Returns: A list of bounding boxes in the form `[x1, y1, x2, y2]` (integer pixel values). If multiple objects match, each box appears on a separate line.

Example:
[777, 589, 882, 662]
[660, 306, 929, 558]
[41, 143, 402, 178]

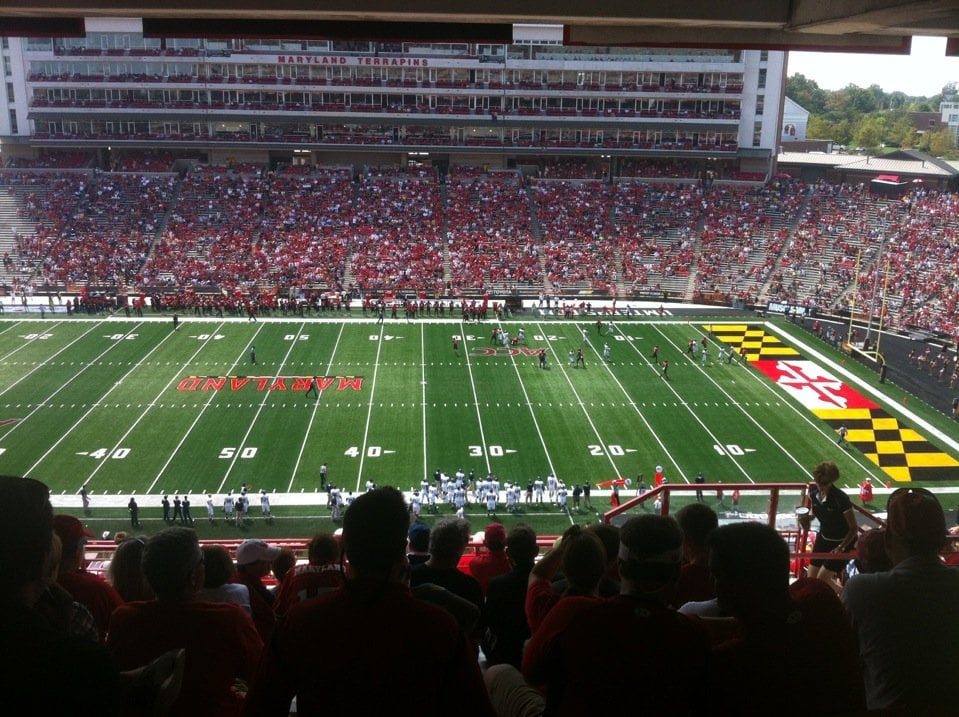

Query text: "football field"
[1, 313, 957, 514]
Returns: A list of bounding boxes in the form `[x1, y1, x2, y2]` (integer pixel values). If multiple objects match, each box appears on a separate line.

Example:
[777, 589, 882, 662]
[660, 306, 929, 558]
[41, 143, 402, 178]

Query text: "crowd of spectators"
[4, 475, 959, 714]
[2, 162, 959, 332]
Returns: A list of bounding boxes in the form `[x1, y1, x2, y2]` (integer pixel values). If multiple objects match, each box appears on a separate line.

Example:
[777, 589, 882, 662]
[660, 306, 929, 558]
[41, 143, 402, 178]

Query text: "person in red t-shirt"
[107, 527, 263, 717]
[468, 523, 512, 595]
[707, 521, 865, 714]
[53, 514, 124, 641]
[674, 502, 718, 608]
[273, 532, 344, 615]
[244, 487, 494, 717]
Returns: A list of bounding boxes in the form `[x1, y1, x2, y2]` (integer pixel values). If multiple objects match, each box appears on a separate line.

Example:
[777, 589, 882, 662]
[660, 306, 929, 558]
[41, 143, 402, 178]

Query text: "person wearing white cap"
[234, 539, 281, 641]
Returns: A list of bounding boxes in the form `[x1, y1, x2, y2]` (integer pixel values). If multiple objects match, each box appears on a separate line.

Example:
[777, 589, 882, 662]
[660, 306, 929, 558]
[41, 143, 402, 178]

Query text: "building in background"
[0, 20, 786, 178]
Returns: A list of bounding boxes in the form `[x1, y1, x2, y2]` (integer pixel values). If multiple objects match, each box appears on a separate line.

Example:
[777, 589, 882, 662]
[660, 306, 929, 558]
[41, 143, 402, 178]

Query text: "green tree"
[925, 128, 957, 157]
[786, 73, 828, 114]
[853, 115, 885, 150]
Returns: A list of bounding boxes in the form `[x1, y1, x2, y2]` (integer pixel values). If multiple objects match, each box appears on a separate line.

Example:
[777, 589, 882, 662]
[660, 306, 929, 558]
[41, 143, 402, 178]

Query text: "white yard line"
[216, 324, 306, 493]
[497, 321, 557, 478]
[3, 322, 144, 441]
[287, 322, 346, 492]
[420, 323, 428, 483]
[81, 322, 228, 492]
[24, 323, 170, 476]
[0, 320, 65, 362]
[459, 320, 492, 475]
[583, 329, 691, 484]
[651, 325, 810, 479]
[536, 322, 622, 479]
[0, 320, 105, 403]
[354, 323, 386, 491]
[150, 325, 265, 493]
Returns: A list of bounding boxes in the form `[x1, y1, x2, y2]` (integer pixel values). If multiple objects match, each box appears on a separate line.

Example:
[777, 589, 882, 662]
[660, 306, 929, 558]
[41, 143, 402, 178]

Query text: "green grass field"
[2, 312, 957, 540]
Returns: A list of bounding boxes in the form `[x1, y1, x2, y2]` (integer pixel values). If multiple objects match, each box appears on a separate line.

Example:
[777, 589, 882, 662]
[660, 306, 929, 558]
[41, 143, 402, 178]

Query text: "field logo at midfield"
[703, 324, 959, 483]
[177, 375, 364, 392]
[471, 347, 544, 357]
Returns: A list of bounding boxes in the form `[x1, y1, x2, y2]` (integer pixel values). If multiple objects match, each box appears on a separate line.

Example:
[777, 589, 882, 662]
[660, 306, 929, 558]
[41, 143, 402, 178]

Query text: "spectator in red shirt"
[674, 502, 718, 608]
[243, 487, 494, 716]
[468, 523, 512, 594]
[232, 539, 280, 642]
[107, 527, 263, 717]
[273, 532, 344, 615]
[53, 513, 124, 641]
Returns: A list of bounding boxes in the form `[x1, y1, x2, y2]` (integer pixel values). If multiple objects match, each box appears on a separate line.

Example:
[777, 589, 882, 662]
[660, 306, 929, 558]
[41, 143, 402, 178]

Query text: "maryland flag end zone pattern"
[704, 324, 959, 483]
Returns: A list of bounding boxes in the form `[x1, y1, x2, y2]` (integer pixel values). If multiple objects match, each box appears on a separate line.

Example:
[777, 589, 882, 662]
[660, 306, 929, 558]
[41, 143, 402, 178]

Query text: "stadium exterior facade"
[0, 19, 785, 178]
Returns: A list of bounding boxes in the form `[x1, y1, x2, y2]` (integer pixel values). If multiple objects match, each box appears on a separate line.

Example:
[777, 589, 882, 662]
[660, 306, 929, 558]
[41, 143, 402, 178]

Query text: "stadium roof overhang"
[2, 0, 959, 55]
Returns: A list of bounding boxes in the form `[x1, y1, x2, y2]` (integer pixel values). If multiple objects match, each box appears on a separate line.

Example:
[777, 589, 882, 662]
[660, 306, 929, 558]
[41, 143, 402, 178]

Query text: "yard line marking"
[217, 324, 306, 494]
[0, 321, 104, 404]
[82, 322, 229, 489]
[582, 328, 689, 483]
[537, 322, 621, 479]
[420, 323, 428, 484]
[596, 328, 746, 483]
[24, 323, 169, 477]
[151, 325, 265, 493]
[2, 322, 145, 441]
[496, 321, 556, 477]
[288, 322, 346, 492]
[355, 323, 386, 492]
[0, 320, 66, 363]
[460, 320, 492, 476]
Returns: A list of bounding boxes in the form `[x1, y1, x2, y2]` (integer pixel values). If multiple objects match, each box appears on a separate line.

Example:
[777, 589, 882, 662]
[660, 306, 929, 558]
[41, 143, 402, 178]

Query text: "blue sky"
[788, 36, 959, 97]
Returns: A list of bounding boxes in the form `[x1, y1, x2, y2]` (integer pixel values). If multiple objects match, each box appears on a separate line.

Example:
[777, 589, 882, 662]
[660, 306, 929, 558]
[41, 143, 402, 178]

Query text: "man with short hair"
[273, 532, 343, 615]
[243, 488, 494, 716]
[843, 489, 959, 711]
[410, 517, 484, 616]
[707, 522, 865, 713]
[483, 525, 539, 669]
[521, 515, 710, 715]
[108, 527, 262, 717]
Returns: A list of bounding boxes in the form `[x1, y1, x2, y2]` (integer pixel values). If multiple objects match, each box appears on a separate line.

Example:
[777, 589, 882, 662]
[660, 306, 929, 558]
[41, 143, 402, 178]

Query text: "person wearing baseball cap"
[53, 513, 123, 641]
[233, 539, 281, 641]
[843, 488, 959, 711]
[468, 522, 511, 594]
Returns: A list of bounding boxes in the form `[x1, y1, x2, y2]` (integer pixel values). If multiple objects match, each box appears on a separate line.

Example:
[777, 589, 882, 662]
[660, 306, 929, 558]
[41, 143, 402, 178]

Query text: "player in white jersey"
[603, 343, 611, 361]
[534, 477, 545, 503]
[546, 473, 558, 501]
[260, 490, 271, 517]
[427, 485, 438, 513]
[410, 490, 421, 517]
[206, 494, 215, 524]
[504, 482, 516, 512]
[223, 492, 235, 521]
[454, 486, 466, 511]
[557, 484, 569, 512]
[486, 491, 497, 517]
[568, 350, 575, 368]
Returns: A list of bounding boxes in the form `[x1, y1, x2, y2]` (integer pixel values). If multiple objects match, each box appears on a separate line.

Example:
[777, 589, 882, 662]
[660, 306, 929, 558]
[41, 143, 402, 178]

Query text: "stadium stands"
[2, 163, 959, 333]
